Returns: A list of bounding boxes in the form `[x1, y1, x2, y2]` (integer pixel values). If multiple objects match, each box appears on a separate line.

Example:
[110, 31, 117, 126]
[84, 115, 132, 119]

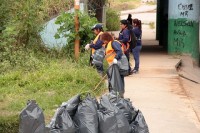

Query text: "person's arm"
[118, 29, 130, 44]
[112, 41, 123, 60]
[89, 38, 103, 50]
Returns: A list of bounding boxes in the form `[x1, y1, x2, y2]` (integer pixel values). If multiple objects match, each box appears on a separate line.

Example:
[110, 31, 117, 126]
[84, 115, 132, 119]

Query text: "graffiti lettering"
[178, 3, 193, 10]
[173, 38, 184, 48]
[173, 30, 186, 37]
[174, 20, 194, 27]
[180, 11, 188, 17]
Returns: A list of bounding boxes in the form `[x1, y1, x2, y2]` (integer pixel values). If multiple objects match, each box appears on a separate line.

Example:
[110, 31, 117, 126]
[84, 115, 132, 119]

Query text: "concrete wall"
[168, 0, 200, 62]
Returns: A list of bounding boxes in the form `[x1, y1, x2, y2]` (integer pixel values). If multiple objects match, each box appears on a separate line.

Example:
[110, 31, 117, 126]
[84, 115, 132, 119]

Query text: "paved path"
[125, 43, 200, 132]
[121, 4, 200, 133]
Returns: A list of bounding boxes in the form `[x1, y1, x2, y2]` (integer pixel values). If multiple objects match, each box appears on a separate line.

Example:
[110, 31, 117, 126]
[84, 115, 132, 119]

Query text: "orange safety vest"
[105, 40, 123, 65]
[92, 31, 105, 54]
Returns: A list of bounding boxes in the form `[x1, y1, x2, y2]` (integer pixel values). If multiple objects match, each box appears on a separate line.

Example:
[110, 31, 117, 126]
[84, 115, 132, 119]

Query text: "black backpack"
[129, 29, 137, 50]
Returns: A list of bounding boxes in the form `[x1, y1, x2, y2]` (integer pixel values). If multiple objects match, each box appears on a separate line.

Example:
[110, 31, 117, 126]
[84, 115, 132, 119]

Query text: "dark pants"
[124, 49, 132, 73]
[132, 46, 142, 71]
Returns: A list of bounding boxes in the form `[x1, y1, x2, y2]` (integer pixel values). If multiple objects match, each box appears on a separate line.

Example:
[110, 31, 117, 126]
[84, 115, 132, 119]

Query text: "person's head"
[91, 24, 103, 35]
[100, 32, 114, 44]
[133, 18, 142, 30]
[120, 19, 129, 30]
[128, 14, 132, 18]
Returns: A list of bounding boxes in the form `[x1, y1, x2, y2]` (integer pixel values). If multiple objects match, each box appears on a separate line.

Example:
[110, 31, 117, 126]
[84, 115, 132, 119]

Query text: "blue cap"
[91, 24, 103, 30]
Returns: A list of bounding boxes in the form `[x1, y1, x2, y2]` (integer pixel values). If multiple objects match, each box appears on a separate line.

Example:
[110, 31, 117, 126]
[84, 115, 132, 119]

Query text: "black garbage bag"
[61, 94, 81, 118]
[100, 92, 138, 124]
[116, 98, 138, 124]
[73, 94, 99, 133]
[107, 64, 124, 96]
[130, 110, 149, 133]
[99, 93, 131, 133]
[19, 100, 45, 133]
[98, 109, 117, 133]
[46, 106, 76, 133]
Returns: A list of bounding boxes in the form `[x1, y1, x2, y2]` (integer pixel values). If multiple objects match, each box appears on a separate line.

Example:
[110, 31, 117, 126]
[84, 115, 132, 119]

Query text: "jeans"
[124, 49, 131, 72]
[132, 45, 142, 71]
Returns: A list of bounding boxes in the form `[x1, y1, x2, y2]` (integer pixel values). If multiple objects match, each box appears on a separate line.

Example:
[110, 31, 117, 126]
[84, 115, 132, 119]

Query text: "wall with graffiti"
[168, 0, 200, 61]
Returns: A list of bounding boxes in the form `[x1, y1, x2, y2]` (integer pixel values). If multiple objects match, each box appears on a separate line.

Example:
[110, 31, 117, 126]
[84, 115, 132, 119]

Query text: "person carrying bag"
[100, 32, 128, 97]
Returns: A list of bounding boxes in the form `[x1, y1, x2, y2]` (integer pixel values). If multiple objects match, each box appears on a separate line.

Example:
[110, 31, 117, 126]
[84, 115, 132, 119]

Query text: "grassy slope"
[0, 52, 106, 123]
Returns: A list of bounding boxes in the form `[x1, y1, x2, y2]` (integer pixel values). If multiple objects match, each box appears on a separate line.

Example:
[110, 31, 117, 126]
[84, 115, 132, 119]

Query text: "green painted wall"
[168, 0, 200, 61]
[168, 18, 199, 59]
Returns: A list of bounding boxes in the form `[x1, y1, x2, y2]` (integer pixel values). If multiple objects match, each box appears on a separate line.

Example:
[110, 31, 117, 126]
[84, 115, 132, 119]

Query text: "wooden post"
[74, 0, 80, 60]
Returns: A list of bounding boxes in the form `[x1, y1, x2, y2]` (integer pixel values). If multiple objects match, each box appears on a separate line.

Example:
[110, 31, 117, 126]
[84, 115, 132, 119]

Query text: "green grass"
[0, 52, 107, 125]
[108, 0, 141, 11]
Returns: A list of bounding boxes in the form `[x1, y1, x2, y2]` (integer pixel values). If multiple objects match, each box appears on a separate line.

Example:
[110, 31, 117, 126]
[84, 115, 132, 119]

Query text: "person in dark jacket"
[130, 19, 142, 73]
[117, 19, 132, 75]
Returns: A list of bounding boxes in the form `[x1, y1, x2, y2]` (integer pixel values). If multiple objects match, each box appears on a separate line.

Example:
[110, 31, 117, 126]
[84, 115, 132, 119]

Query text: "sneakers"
[130, 69, 138, 75]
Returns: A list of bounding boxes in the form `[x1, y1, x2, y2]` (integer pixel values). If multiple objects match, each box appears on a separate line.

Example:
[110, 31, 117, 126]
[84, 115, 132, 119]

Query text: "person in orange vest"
[100, 32, 125, 97]
[85, 24, 105, 76]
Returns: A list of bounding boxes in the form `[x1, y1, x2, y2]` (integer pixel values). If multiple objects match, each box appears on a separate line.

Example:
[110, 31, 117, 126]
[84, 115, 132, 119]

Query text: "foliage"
[0, 0, 74, 67]
[54, 11, 98, 56]
[106, 8, 120, 31]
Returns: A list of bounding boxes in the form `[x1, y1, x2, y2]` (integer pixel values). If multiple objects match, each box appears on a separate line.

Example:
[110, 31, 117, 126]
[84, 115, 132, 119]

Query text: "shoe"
[133, 69, 138, 73]
[130, 69, 138, 74]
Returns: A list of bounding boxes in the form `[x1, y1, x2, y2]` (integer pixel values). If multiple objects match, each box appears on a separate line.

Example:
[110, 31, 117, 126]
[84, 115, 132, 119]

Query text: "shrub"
[106, 8, 120, 31]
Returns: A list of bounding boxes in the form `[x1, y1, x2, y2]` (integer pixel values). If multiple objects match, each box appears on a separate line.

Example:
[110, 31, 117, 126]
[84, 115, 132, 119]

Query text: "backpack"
[128, 29, 137, 49]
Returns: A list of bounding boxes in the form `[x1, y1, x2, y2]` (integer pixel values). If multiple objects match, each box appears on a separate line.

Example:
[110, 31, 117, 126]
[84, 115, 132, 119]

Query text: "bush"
[55, 11, 98, 57]
[106, 8, 120, 31]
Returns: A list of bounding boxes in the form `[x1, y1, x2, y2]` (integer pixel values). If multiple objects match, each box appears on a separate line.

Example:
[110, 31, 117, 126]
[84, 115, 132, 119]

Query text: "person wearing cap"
[85, 24, 105, 76]
[117, 19, 132, 75]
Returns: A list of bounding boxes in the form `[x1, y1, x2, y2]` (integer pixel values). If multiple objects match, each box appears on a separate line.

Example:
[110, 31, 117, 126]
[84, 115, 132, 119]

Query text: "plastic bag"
[73, 94, 99, 133]
[19, 100, 45, 133]
[130, 110, 149, 133]
[107, 65, 125, 96]
[99, 93, 131, 133]
[46, 106, 76, 133]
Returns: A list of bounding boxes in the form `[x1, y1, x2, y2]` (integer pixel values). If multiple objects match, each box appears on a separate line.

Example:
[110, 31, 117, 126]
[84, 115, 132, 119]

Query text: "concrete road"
[125, 45, 200, 132]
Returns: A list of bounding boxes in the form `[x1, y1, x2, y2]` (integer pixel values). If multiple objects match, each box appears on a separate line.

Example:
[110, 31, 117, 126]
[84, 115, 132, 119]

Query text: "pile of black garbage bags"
[19, 92, 149, 133]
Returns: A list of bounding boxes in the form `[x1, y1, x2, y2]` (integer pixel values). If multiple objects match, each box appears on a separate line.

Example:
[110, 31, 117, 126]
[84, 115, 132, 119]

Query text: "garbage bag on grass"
[60, 94, 81, 118]
[98, 109, 117, 133]
[116, 98, 138, 124]
[19, 100, 45, 133]
[130, 110, 149, 133]
[100, 92, 138, 124]
[46, 106, 76, 133]
[73, 94, 99, 133]
[99, 93, 131, 133]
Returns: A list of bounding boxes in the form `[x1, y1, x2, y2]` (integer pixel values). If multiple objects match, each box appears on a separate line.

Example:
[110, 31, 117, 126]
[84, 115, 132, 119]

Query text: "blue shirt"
[118, 28, 130, 44]
[89, 36, 104, 49]
[133, 27, 142, 46]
